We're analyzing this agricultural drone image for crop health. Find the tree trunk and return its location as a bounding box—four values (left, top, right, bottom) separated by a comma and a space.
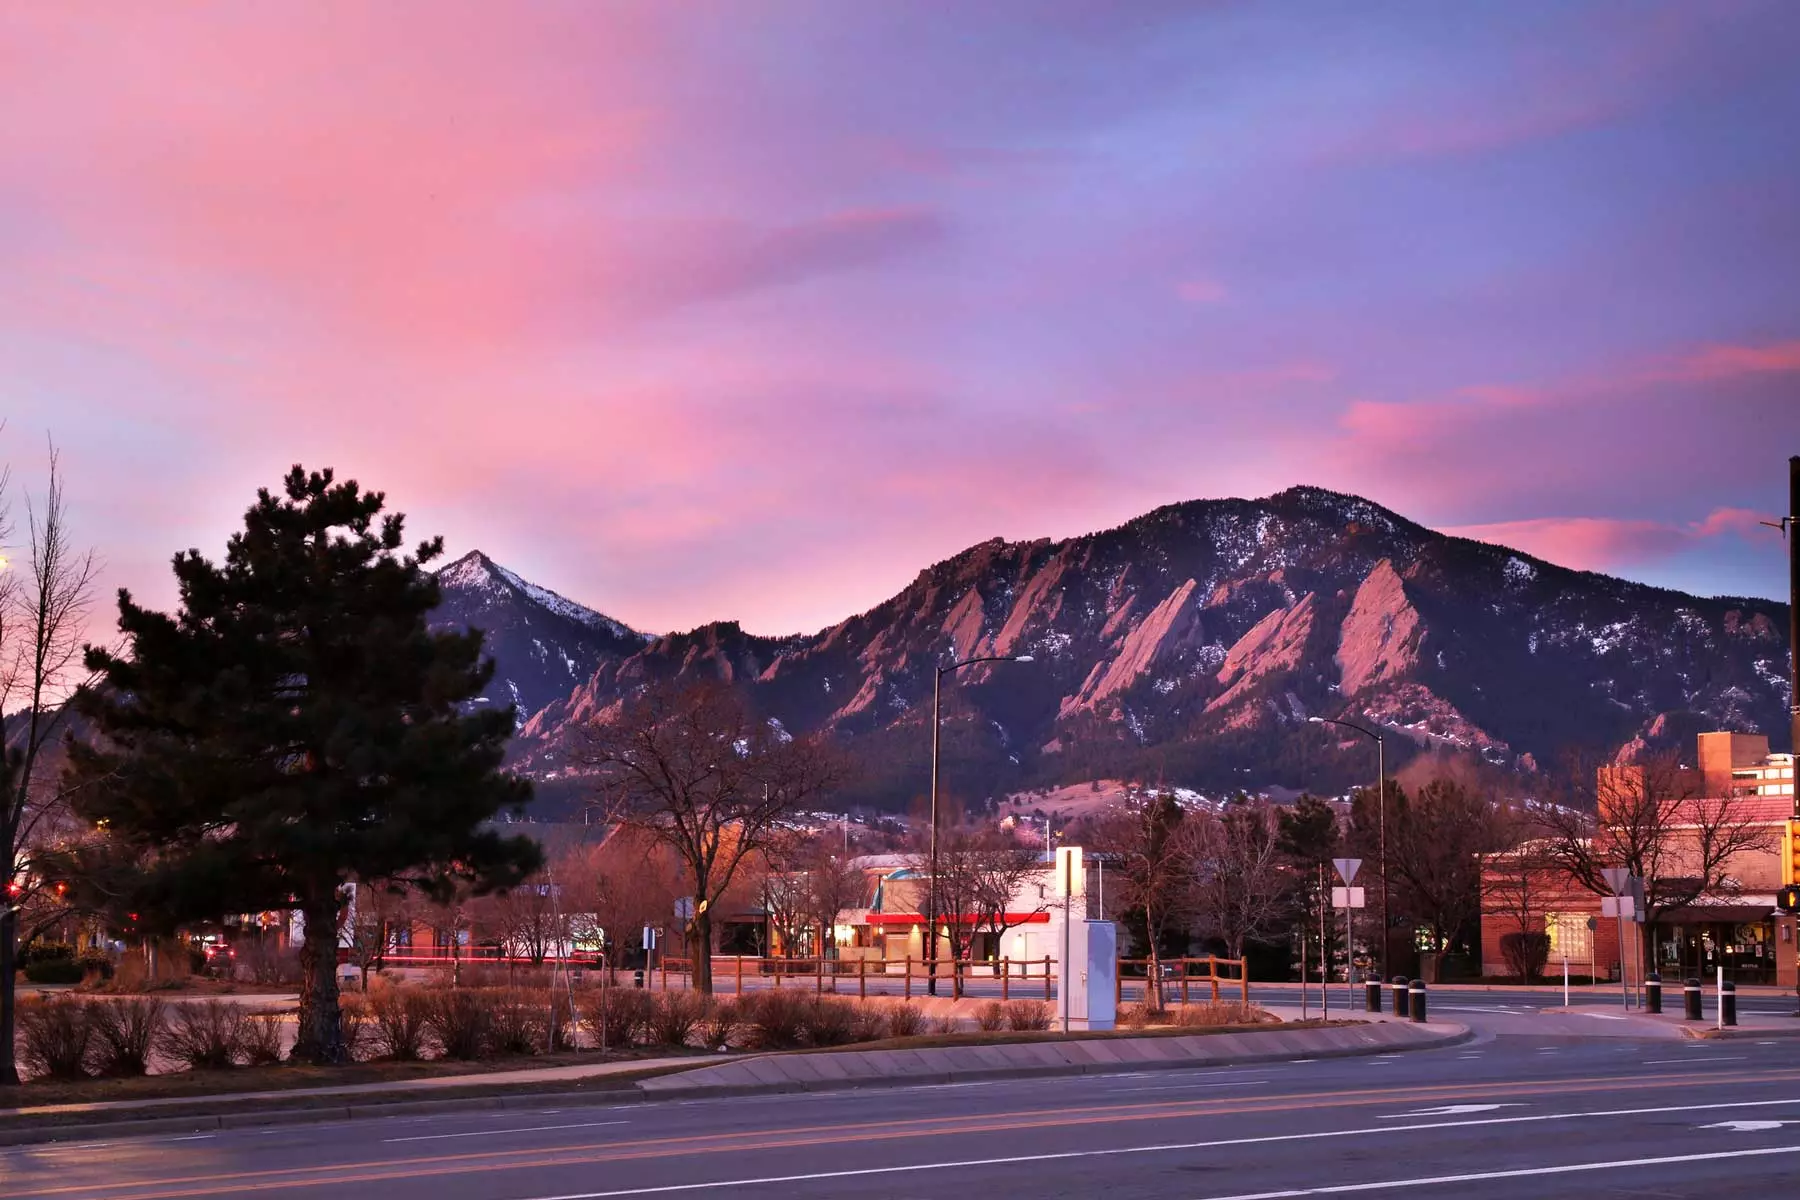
0, 906, 19, 1086
291, 896, 346, 1064
691, 907, 714, 995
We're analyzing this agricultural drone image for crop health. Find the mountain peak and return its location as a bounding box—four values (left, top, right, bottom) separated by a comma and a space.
436, 551, 642, 642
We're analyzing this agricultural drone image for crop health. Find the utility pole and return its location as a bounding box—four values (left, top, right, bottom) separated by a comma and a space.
1788, 457, 1799, 810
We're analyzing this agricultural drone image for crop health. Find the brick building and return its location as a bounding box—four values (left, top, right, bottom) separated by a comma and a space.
1481, 731, 1797, 987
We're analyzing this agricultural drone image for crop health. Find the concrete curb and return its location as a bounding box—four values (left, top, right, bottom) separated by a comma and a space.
1682, 1023, 1800, 1040
636, 1021, 1472, 1100
0, 1022, 1469, 1147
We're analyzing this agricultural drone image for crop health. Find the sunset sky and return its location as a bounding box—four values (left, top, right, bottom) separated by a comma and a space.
4, 1, 1798, 639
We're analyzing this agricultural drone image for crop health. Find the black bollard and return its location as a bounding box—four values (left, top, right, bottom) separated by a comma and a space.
1366, 979, 1382, 1013
1684, 977, 1702, 1020
1722, 980, 1737, 1027
1645, 972, 1662, 1014
1392, 975, 1410, 1019
1409, 978, 1427, 1023
633, 969, 645, 989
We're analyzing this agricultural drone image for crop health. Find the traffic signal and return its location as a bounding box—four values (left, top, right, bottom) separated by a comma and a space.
1786, 820, 1800, 888
1779, 885, 1800, 914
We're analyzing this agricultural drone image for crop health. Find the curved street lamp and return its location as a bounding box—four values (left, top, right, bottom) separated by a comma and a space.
1309, 715, 1388, 982
926, 652, 1033, 996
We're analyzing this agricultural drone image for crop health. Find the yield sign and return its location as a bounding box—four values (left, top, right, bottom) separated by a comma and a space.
1601, 866, 1631, 894
1333, 857, 1362, 885
1704, 1120, 1792, 1132
1377, 1103, 1521, 1119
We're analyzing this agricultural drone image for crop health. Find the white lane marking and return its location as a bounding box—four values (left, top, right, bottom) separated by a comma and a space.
1189, 1144, 1800, 1199
166, 1135, 215, 1142
1377, 1103, 1521, 1119
383, 1119, 628, 1144
1644, 1056, 1748, 1065
1573, 1013, 1629, 1021
512, 1096, 1800, 1200
1289, 1059, 1315, 1064
1106, 1081, 1268, 1094
1705, 1120, 1793, 1132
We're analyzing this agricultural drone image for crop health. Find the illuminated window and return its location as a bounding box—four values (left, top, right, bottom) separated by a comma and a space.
1546, 913, 1593, 961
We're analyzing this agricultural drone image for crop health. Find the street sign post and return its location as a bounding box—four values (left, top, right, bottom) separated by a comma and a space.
1600, 869, 1638, 1010
1331, 861, 1365, 1011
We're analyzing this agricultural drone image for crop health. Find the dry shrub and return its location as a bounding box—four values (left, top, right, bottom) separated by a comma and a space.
848, 1004, 887, 1043
882, 1003, 926, 1038
159, 1000, 248, 1069
425, 989, 494, 1059
339, 994, 373, 1061
649, 991, 707, 1049
800, 996, 859, 1047
234, 941, 303, 987
17, 996, 93, 1080
739, 989, 813, 1049
1171, 1002, 1270, 1028
1004, 1000, 1052, 1031
576, 986, 655, 1049
242, 1011, 286, 1065
106, 954, 148, 994
927, 1014, 959, 1035
87, 997, 166, 1076
370, 985, 432, 1061
489, 990, 549, 1056
546, 990, 578, 1052
699, 998, 740, 1050
974, 1001, 1007, 1032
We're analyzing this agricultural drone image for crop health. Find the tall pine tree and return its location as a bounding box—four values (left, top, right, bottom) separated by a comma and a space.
69, 467, 541, 1063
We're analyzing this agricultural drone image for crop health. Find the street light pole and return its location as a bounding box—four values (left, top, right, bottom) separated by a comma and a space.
926, 652, 1033, 997
1310, 716, 1388, 982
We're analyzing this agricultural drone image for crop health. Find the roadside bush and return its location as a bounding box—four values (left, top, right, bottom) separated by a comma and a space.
1171, 1002, 1271, 1027
489, 990, 548, 1056
546, 990, 578, 1052
87, 997, 166, 1076
1500, 932, 1551, 984
21, 941, 76, 966
17, 996, 94, 1080
699, 998, 740, 1050
926, 1014, 959, 1035
975, 1001, 1007, 1032
369, 986, 432, 1061
424, 989, 493, 1060
848, 1003, 887, 1043
241, 1011, 287, 1065
77, 948, 114, 981
739, 989, 812, 1049
576, 986, 654, 1049
648, 991, 706, 1049
159, 999, 248, 1069
234, 941, 303, 987
800, 996, 859, 1047
882, 1003, 926, 1038
1004, 1001, 1052, 1031
339, 994, 373, 1061
24, 958, 85, 984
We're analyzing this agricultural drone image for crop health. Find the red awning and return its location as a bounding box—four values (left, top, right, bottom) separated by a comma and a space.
865, 912, 1051, 927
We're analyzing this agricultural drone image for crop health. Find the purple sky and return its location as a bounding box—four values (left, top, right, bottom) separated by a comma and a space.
4, 1, 1798, 639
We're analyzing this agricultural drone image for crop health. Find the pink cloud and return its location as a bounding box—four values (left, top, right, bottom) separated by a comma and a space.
1441, 506, 1778, 574
1673, 340, 1800, 381
1176, 278, 1229, 304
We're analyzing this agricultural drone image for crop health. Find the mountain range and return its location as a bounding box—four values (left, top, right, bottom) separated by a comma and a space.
432, 486, 1794, 813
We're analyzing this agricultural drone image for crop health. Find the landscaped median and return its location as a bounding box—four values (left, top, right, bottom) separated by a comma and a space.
0, 1013, 1469, 1146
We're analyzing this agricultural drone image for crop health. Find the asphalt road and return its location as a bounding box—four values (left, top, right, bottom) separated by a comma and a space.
11, 1007, 1800, 1200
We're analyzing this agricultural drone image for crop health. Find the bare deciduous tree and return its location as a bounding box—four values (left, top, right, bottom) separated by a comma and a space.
578, 681, 840, 994
1194, 798, 1289, 962
2, 445, 100, 1087
1086, 789, 1202, 1011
